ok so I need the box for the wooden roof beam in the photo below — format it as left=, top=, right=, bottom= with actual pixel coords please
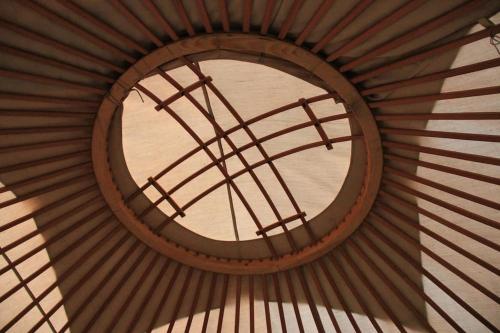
left=357, top=228, right=463, bottom=332
left=56, top=0, right=148, bottom=54
left=383, top=153, right=500, bottom=186
left=295, top=0, right=334, bottom=46
left=311, top=0, right=373, bottom=53
left=382, top=140, right=500, bottom=166
left=369, top=85, right=500, bottom=107
left=0, top=19, right=124, bottom=72
left=242, top=0, right=252, bottom=33
left=218, top=0, right=230, bottom=32
left=260, top=0, right=276, bottom=35
left=341, top=0, right=484, bottom=72
left=0, top=43, right=114, bottom=83
left=20, top=0, right=137, bottom=63
left=109, top=0, right=163, bottom=47
left=174, top=0, right=196, bottom=36
left=0, top=68, right=107, bottom=94
left=142, top=0, right=178, bottom=41
left=278, top=0, right=304, bottom=40
left=2, top=216, right=122, bottom=332
left=380, top=127, right=500, bottom=142
left=326, top=0, right=426, bottom=62
left=352, top=24, right=500, bottom=83
left=196, top=0, right=213, bottom=33
left=383, top=178, right=500, bottom=229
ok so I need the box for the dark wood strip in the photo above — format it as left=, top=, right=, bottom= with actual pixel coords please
left=352, top=24, right=500, bottom=83
left=234, top=275, right=242, bottom=333
left=174, top=0, right=196, bottom=36
left=0, top=69, right=106, bottom=94
left=278, top=0, right=304, bottom=39
left=370, top=212, right=500, bottom=303
left=142, top=0, right=178, bottom=40
left=347, top=239, right=434, bottom=332
left=300, top=98, right=333, bottom=149
left=375, top=111, right=500, bottom=121
left=365, top=221, right=496, bottom=331
left=256, top=212, right=306, bottom=235
left=0, top=19, right=123, bottom=72
left=196, top=0, right=213, bottom=33
left=341, top=247, right=407, bottom=333
left=80, top=245, right=151, bottom=333
left=327, top=0, right=426, bottom=62
left=20, top=0, right=136, bottom=63
left=125, top=259, right=171, bottom=333
left=201, top=273, right=218, bottom=333
left=295, top=0, right=334, bottom=46
left=329, top=255, right=383, bottom=333
left=364, top=58, right=500, bottom=95
left=216, top=275, right=229, bottom=333
left=383, top=178, right=500, bottom=229
left=341, top=0, right=483, bottom=71
left=242, top=0, right=252, bottom=32
left=284, top=270, right=304, bottom=333
left=0, top=44, right=114, bottom=83
left=218, top=0, right=230, bottom=32
left=0, top=92, right=99, bottom=107
left=357, top=230, right=462, bottom=332
left=56, top=0, right=148, bottom=54
left=262, top=275, right=272, bottom=333
left=249, top=275, right=255, bottom=333
left=379, top=189, right=499, bottom=250
left=106, top=253, right=162, bottom=332
left=296, top=267, right=325, bottom=332
left=370, top=86, right=500, bottom=108
left=166, top=267, right=194, bottom=333
left=260, top=0, right=276, bottom=35
left=109, top=0, right=162, bottom=47
left=185, top=271, right=207, bottom=332
left=146, top=263, right=183, bottom=332
left=376, top=201, right=499, bottom=274
left=308, top=264, right=341, bottom=332
left=5, top=222, right=125, bottom=332
left=385, top=166, right=500, bottom=210
left=383, top=140, right=500, bottom=166
left=272, top=274, right=287, bottom=333
left=312, top=0, right=373, bottom=53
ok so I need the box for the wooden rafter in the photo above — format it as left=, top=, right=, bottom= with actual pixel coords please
left=0, top=1, right=499, bottom=332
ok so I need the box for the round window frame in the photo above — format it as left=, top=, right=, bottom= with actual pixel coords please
left=92, top=34, right=382, bottom=274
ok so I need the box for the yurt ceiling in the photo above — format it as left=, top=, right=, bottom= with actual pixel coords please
left=0, top=0, right=499, bottom=332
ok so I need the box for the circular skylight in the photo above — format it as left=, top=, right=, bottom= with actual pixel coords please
left=122, top=59, right=352, bottom=241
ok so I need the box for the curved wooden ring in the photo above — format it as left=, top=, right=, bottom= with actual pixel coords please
left=92, top=34, right=382, bottom=274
